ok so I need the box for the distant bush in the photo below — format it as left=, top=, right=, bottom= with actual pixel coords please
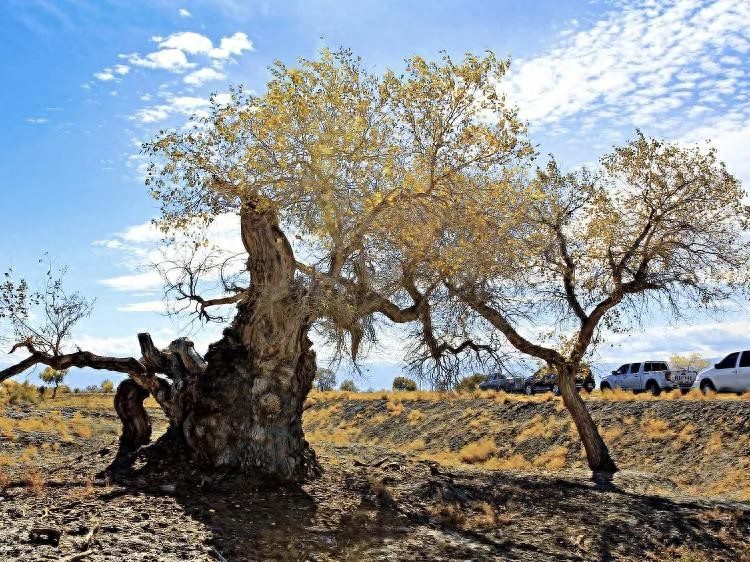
left=84, top=384, right=100, bottom=393
left=455, top=374, right=486, bottom=392
left=101, top=380, right=114, bottom=393
left=314, top=368, right=336, bottom=392
left=40, top=367, right=68, bottom=398
left=392, top=376, right=417, bottom=391
left=339, top=379, right=359, bottom=392
left=0, top=381, right=41, bottom=406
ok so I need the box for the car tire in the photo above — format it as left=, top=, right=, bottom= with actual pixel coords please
left=524, top=384, right=534, bottom=396
left=600, top=382, right=611, bottom=391
left=700, top=380, right=716, bottom=394
left=646, top=380, right=661, bottom=396
left=551, top=384, right=560, bottom=396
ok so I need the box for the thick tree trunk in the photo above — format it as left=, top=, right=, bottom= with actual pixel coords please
left=110, top=379, right=152, bottom=469
left=557, top=363, right=618, bottom=474
left=137, top=208, right=320, bottom=481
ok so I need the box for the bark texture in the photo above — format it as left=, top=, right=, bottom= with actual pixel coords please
left=1, top=208, right=321, bottom=482
left=558, top=363, right=618, bottom=474
left=146, top=208, right=319, bottom=480
left=112, top=379, right=152, bottom=467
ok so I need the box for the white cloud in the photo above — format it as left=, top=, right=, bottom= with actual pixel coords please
left=178, top=8, right=192, bottom=18
left=94, top=70, right=114, bottom=81
left=158, top=31, right=213, bottom=55
left=131, top=94, right=212, bottom=123
left=113, top=64, right=130, bottom=75
left=503, top=0, right=750, bottom=131
left=208, top=32, right=253, bottom=59
left=681, top=116, right=750, bottom=186
left=99, top=270, right=163, bottom=292
left=26, top=117, right=48, bottom=124
left=184, top=67, right=225, bottom=86
left=123, top=48, right=195, bottom=72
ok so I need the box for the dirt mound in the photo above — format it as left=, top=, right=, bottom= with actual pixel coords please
left=303, top=395, right=750, bottom=500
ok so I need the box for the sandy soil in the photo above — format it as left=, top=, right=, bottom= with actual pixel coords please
left=1, top=396, right=749, bottom=561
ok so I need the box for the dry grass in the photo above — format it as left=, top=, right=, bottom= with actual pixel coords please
left=25, top=469, right=45, bottom=494
left=515, top=415, right=563, bottom=442
left=676, top=423, right=696, bottom=444
left=532, top=446, right=569, bottom=470
left=705, top=433, right=723, bottom=454
left=458, top=438, right=498, bottom=464
left=406, top=409, right=423, bottom=423
left=641, top=417, right=675, bottom=440
left=600, top=425, right=624, bottom=442
left=386, top=400, right=404, bottom=417
left=483, top=454, right=531, bottom=471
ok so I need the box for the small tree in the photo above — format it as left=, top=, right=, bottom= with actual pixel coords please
left=314, top=369, right=336, bottom=392
left=40, top=367, right=68, bottom=398
left=445, top=134, right=749, bottom=473
left=392, top=376, right=417, bottom=391
left=669, top=353, right=711, bottom=372
left=339, top=379, right=358, bottom=392
left=101, top=379, right=115, bottom=393
left=455, top=373, right=486, bottom=392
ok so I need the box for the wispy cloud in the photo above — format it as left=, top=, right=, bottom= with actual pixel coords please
left=504, top=0, right=750, bottom=136
left=178, top=8, right=192, bottom=18
left=25, top=117, right=48, bottom=124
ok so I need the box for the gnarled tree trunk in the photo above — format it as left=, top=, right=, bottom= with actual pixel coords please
left=1, top=208, right=321, bottom=481
left=557, top=362, right=618, bottom=474
left=115, top=208, right=320, bottom=481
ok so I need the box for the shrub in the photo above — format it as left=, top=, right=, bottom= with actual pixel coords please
left=101, top=380, right=114, bottom=393
left=455, top=373, right=486, bottom=392
left=458, top=438, right=497, bottom=463
left=392, top=376, right=417, bottom=391
left=1, top=381, right=41, bottom=405
left=339, top=379, right=358, bottom=392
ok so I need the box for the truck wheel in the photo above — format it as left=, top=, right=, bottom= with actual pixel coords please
left=646, top=380, right=661, bottom=396
left=524, top=384, right=534, bottom=396
left=600, top=382, right=611, bottom=391
left=700, top=380, right=716, bottom=394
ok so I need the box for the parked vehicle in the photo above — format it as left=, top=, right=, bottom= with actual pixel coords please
left=693, top=350, right=750, bottom=393
left=600, top=361, right=697, bottom=395
left=478, top=372, right=517, bottom=392
left=522, top=366, right=595, bottom=396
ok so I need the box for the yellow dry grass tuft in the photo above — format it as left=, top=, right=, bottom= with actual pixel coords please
left=600, top=426, right=624, bottom=443
left=0, top=470, right=10, bottom=489
left=406, top=409, right=423, bottom=424
left=458, top=438, right=498, bottom=464
left=676, top=423, right=696, bottom=444
left=641, top=417, right=675, bottom=440
left=386, top=400, right=404, bottom=417
left=532, top=446, right=569, bottom=470
left=483, top=454, right=530, bottom=471
left=515, top=415, right=561, bottom=442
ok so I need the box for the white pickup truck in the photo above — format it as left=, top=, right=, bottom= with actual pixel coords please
left=599, top=361, right=698, bottom=395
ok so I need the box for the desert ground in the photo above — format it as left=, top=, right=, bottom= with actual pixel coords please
left=1, top=388, right=750, bottom=561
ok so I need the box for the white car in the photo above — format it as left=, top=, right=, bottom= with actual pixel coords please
left=693, top=351, right=750, bottom=393
left=600, top=361, right=697, bottom=395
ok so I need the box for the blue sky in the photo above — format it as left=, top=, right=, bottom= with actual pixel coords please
left=1, top=0, right=749, bottom=389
